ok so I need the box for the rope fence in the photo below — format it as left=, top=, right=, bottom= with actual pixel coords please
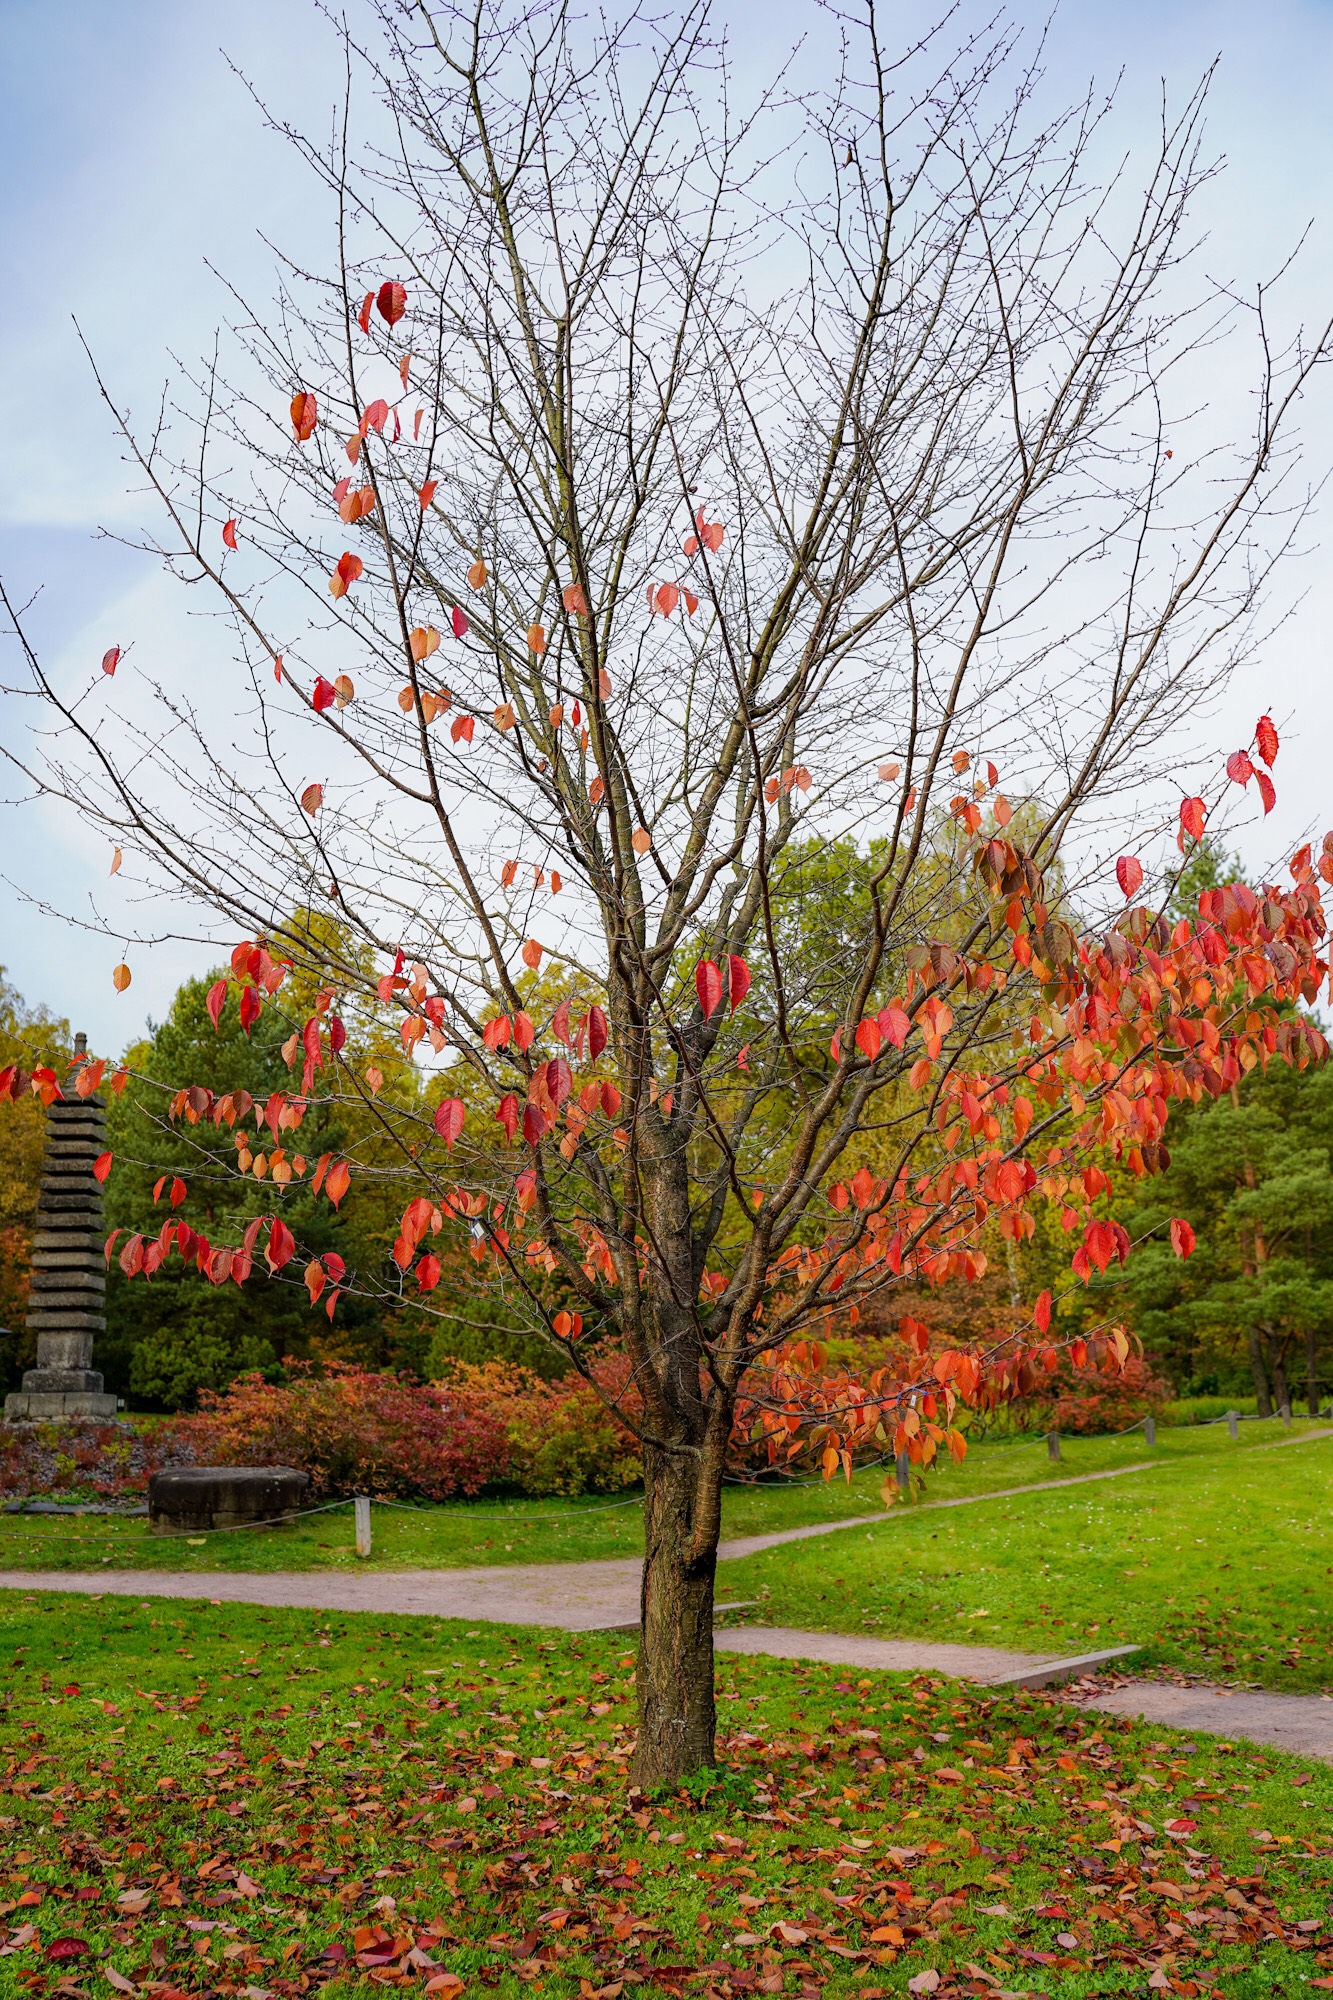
left=3, top=1404, right=1328, bottom=1556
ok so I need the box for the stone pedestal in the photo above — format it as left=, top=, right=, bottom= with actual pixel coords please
left=148, top=1466, right=311, bottom=1532
left=5, top=1052, right=118, bottom=1423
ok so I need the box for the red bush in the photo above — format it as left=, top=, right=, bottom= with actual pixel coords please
left=1017, top=1350, right=1174, bottom=1435
left=175, top=1362, right=510, bottom=1499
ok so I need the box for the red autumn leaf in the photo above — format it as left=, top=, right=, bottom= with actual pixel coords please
left=452, top=605, right=469, bottom=640
left=1256, top=770, right=1276, bottom=814
left=1115, top=855, right=1143, bottom=899
left=1033, top=1288, right=1052, bottom=1332
left=1255, top=713, right=1279, bottom=766
left=266, top=1218, right=296, bottom=1271
left=1179, top=796, right=1206, bottom=840
left=46, top=1939, right=90, bottom=1962
left=451, top=713, right=475, bottom=745
left=521, top=939, right=543, bottom=970
left=93, top=1151, right=113, bottom=1183
left=419, top=479, right=438, bottom=508
left=377, top=280, right=407, bottom=326
left=695, top=958, right=723, bottom=1018
left=290, top=390, right=318, bottom=441
left=495, top=1094, right=519, bottom=1144
left=654, top=582, right=679, bottom=617
left=300, top=783, right=323, bottom=815
left=434, top=1097, right=465, bottom=1148
left=417, top=1253, right=441, bottom=1292
left=222, top=519, right=238, bottom=550
left=238, top=984, right=261, bottom=1036
left=1226, top=749, right=1254, bottom=786
left=312, top=676, right=337, bottom=713
left=588, top=1004, right=608, bottom=1059
left=359, top=398, right=389, bottom=437
left=357, top=290, right=375, bottom=334
left=877, top=1004, right=910, bottom=1046
left=728, top=954, right=750, bottom=1012
left=855, top=1016, right=882, bottom=1060
left=562, top=582, right=589, bottom=616
left=329, top=551, right=364, bottom=599
left=325, top=1159, right=351, bottom=1207
left=1170, top=1217, right=1196, bottom=1258
left=206, top=978, right=227, bottom=1031
left=101, top=645, right=120, bottom=676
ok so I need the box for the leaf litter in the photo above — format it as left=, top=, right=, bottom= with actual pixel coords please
left=1, top=1596, right=1330, bottom=2000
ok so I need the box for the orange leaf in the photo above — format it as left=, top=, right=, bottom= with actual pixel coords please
left=290, top=391, right=318, bottom=441
left=451, top=714, right=475, bottom=745
left=632, top=826, right=651, bottom=854
left=300, top=783, right=323, bottom=815
left=877, top=760, right=900, bottom=781
left=1255, top=714, right=1279, bottom=767
left=494, top=703, right=516, bottom=731
left=528, top=623, right=547, bottom=654
left=467, top=559, right=488, bottom=590
left=589, top=775, right=605, bottom=804
left=222, top=519, right=238, bottom=550
left=93, top=1151, right=112, bottom=1183
left=410, top=626, right=441, bottom=662
left=561, top=583, right=589, bottom=616
left=419, top=479, right=437, bottom=508
left=109, top=847, right=122, bottom=875
left=521, top=939, right=543, bottom=970
left=112, top=963, right=131, bottom=993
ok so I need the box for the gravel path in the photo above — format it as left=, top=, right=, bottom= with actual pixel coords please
left=3, top=1446, right=1329, bottom=1761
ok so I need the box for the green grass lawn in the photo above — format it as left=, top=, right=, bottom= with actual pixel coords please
left=725, top=1432, right=1333, bottom=1693
left=1, top=1593, right=1330, bottom=2000
left=0, top=1416, right=1322, bottom=1579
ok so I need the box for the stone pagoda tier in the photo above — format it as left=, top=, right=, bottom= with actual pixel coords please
left=5, top=1040, right=118, bottom=1422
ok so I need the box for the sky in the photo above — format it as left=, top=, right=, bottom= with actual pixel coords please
left=3, top=0, right=1333, bottom=1047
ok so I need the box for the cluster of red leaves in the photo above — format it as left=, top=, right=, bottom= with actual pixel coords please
left=176, top=1363, right=509, bottom=1501
left=1012, top=1349, right=1175, bottom=1437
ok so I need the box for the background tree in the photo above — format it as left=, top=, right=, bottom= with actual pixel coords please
left=3, top=2, right=1331, bottom=1785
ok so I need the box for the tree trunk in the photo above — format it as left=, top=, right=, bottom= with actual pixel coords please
left=1265, top=1325, right=1291, bottom=1416
left=630, top=1443, right=719, bottom=1791
left=1247, top=1325, right=1272, bottom=1418
left=1306, top=1325, right=1321, bottom=1417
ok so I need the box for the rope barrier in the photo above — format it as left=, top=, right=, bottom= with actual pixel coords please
left=3, top=1409, right=1321, bottom=1543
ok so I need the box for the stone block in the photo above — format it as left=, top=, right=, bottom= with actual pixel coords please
left=148, top=1466, right=312, bottom=1533
left=21, top=1332, right=94, bottom=1370
left=4, top=1390, right=119, bottom=1421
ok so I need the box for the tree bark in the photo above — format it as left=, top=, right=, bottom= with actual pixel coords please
left=1247, top=1325, right=1272, bottom=1418
left=1265, top=1324, right=1291, bottom=1416
left=630, top=1443, right=718, bottom=1790
left=1306, top=1324, right=1321, bottom=1417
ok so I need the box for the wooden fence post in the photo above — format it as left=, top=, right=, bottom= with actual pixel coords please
left=355, top=1495, right=372, bottom=1558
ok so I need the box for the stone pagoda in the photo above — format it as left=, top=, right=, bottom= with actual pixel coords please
left=4, top=1035, right=118, bottom=1422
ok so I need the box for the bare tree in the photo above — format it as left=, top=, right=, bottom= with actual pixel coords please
left=4, top=0, right=1331, bottom=1785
